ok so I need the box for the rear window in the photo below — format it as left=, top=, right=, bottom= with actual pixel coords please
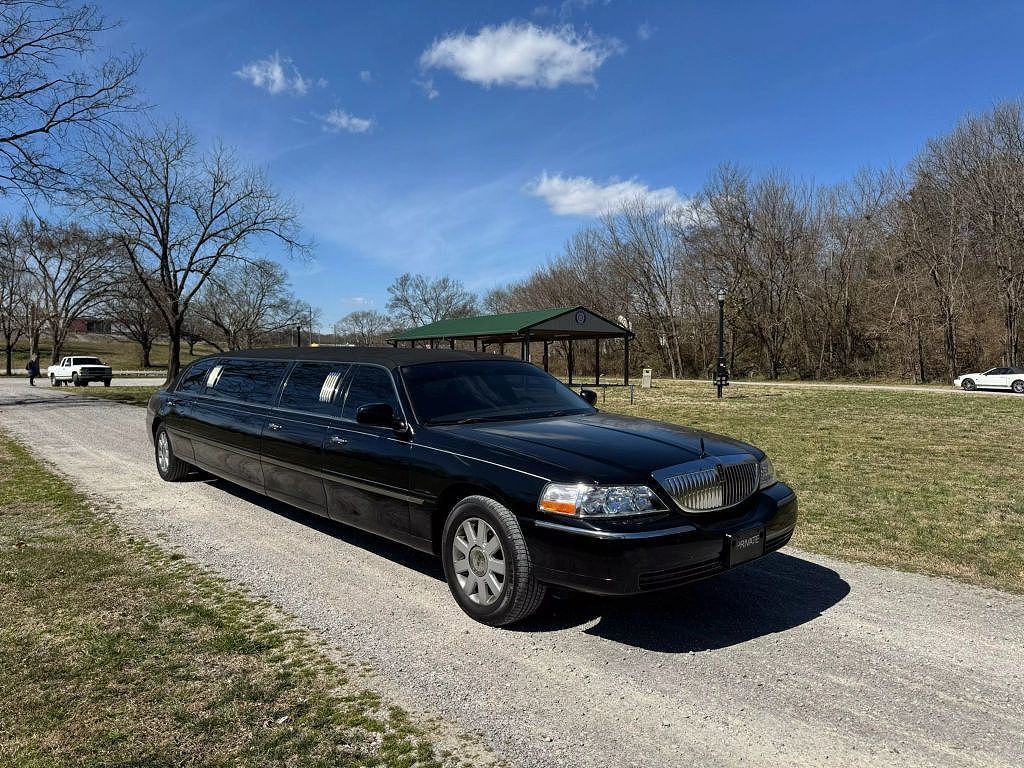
left=341, top=365, right=401, bottom=421
left=176, top=358, right=218, bottom=394
left=74, top=357, right=103, bottom=365
left=207, top=359, right=289, bottom=405
left=278, top=362, right=349, bottom=414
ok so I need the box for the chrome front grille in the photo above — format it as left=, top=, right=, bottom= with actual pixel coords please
left=652, top=455, right=759, bottom=513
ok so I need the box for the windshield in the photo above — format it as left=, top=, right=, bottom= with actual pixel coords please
left=402, top=360, right=595, bottom=425
left=76, top=357, right=103, bottom=365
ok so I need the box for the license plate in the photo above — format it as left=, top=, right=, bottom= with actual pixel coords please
left=725, top=527, right=765, bottom=567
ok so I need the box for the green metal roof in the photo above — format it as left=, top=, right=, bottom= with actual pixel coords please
left=390, top=306, right=579, bottom=341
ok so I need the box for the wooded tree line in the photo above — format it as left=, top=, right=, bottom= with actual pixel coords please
left=481, top=101, right=1024, bottom=382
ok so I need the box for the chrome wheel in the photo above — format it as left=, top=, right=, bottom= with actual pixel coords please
left=451, top=517, right=506, bottom=606
left=157, top=431, right=171, bottom=474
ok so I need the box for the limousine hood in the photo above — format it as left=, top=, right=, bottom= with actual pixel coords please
left=445, top=412, right=761, bottom=483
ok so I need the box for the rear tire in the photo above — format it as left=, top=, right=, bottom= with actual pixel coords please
left=1013, top=380, right=1024, bottom=394
left=155, top=425, right=190, bottom=482
left=962, top=378, right=976, bottom=391
left=442, top=495, right=546, bottom=626
left=103, top=379, right=111, bottom=387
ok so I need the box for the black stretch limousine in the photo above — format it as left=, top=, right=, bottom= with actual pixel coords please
left=147, top=348, right=797, bottom=625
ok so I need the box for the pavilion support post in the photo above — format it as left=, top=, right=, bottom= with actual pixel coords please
left=500, top=342, right=505, bottom=355
left=623, top=336, right=630, bottom=385
left=543, top=341, right=549, bottom=372
left=524, top=335, right=532, bottom=363
left=449, top=339, right=455, bottom=350
left=595, top=338, right=601, bottom=385
left=474, top=339, right=479, bottom=351
left=568, top=339, right=574, bottom=385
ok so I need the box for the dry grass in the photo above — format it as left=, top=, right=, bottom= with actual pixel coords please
left=599, top=381, right=1024, bottom=593
left=0, top=432, right=457, bottom=768
left=57, top=385, right=162, bottom=407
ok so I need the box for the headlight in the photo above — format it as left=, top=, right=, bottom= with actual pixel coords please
left=758, top=456, right=777, bottom=489
left=538, top=483, right=667, bottom=518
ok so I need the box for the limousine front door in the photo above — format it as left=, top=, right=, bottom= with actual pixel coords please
left=322, top=424, right=413, bottom=542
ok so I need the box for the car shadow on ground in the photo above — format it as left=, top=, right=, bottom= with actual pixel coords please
left=209, top=479, right=850, bottom=653
left=520, top=554, right=851, bottom=652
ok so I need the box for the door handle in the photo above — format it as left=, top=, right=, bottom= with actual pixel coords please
left=329, top=436, right=348, bottom=445
left=268, top=423, right=283, bottom=431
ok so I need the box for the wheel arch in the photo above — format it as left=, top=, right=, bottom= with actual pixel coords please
left=429, top=482, right=519, bottom=555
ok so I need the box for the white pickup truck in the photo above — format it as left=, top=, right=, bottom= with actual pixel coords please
left=48, top=355, right=114, bottom=387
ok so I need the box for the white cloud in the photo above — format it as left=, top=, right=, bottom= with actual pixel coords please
left=235, top=52, right=311, bottom=96
left=527, top=172, right=684, bottom=216
left=359, top=70, right=372, bottom=83
left=637, top=21, right=655, bottom=41
left=420, top=22, right=622, bottom=89
left=320, top=109, right=374, bottom=134
left=415, top=76, right=439, bottom=99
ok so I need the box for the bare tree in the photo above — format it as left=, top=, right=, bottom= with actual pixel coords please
left=105, top=262, right=163, bottom=367
left=335, top=309, right=391, bottom=346
left=21, top=218, right=115, bottom=363
left=386, top=272, right=476, bottom=327
left=191, top=259, right=304, bottom=351
left=73, top=120, right=307, bottom=381
left=0, top=219, right=29, bottom=373
left=0, top=0, right=138, bottom=194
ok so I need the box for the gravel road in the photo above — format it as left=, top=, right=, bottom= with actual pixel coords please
left=1, top=378, right=1021, bottom=768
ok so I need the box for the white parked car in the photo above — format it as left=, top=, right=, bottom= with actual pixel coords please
left=49, top=355, right=113, bottom=387
left=953, top=367, right=1024, bottom=393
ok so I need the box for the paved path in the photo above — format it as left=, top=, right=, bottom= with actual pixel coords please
left=0, top=379, right=1020, bottom=768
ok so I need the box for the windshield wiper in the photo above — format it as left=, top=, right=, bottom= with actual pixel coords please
left=429, top=414, right=512, bottom=426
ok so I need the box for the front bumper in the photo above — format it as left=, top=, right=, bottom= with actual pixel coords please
left=72, top=370, right=112, bottom=381
left=523, top=482, right=797, bottom=595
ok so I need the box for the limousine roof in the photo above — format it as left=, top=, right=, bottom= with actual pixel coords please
left=208, top=346, right=514, bottom=369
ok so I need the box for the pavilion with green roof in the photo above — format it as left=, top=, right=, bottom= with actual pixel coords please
left=387, top=305, right=634, bottom=385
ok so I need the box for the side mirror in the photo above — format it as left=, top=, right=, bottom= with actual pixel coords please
left=356, top=402, right=396, bottom=427
left=579, top=388, right=598, bottom=406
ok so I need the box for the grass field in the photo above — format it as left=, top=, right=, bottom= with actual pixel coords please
left=0, top=431, right=459, bottom=767
left=601, top=381, right=1023, bottom=594
left=4, top=334, right=218, bottom=373
left=56, top=378, right=1024, bottom=594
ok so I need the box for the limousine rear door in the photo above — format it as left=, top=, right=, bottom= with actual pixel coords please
left=189, top=359, right=289, bottom=492
left=260, top=362, right=348, bottom=516
left=323, top=364, right=415, bottom=543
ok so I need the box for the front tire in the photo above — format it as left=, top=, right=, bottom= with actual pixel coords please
left=1013, top=380, right=1024, bottom=394
left=962, top=378, right=976, bottom=391
left=442, top=495, right=546, bottom=626
left=155, top=425, right=190, bottom=482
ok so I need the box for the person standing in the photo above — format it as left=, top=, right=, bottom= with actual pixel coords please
left=26, top=355, right=39, bottom=386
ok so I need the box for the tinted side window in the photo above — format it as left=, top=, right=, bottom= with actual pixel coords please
left=176, top=358, right=219, bottom=394
left=342, top=365, right=401, bottom=421
left=279, top=363, right=349, bottom=414
left=208, top=359, right=289, bottom=404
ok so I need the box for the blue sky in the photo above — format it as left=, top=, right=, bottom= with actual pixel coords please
left=93, top=0, right=1024, bottom=325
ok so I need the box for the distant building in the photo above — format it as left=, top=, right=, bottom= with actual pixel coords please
left=68, top=317, right=112, bottom=334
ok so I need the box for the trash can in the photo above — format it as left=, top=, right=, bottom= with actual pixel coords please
left=641, top=368, right=653, bottom=389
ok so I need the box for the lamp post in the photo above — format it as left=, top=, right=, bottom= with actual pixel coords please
left=715, top=288, right=728, bottom=399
